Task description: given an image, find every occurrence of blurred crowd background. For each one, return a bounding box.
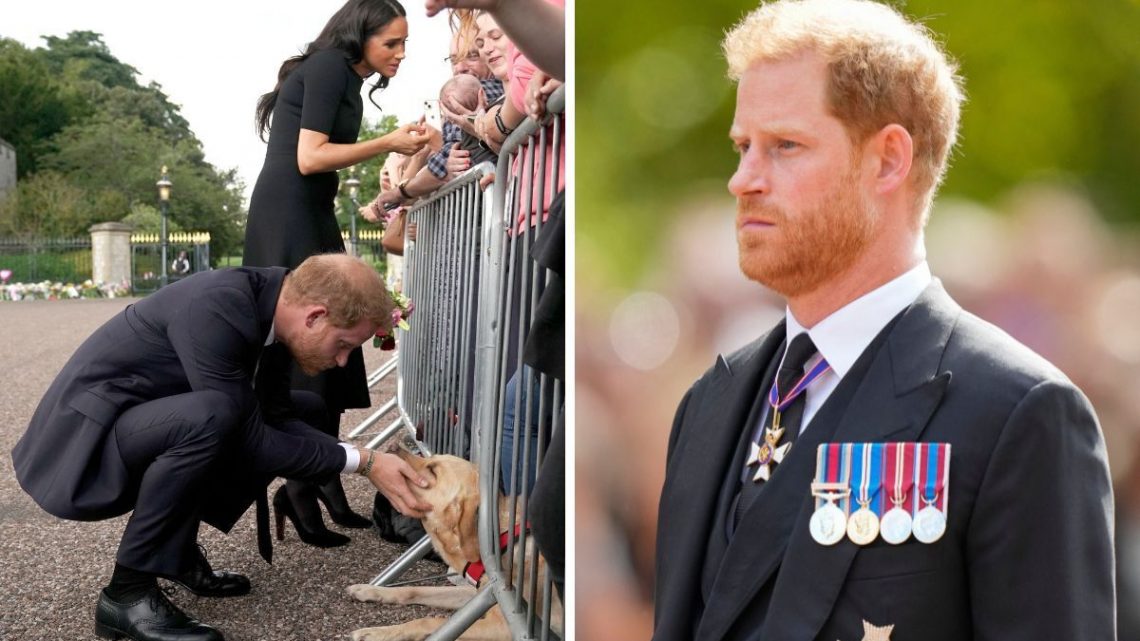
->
[575,1,1140,639]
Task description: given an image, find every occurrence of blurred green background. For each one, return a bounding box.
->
[578,0,1140,288]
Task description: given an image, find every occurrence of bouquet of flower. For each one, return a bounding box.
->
[373,288,414,350]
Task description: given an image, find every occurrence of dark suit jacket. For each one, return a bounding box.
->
[11,267,347,532]
[654,281,1115,641]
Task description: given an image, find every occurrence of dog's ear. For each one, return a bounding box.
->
[458,487,481,563]
[441,491,481,564]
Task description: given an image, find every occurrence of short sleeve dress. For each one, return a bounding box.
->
[243,48,370,415]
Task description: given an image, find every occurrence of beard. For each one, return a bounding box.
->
[736,165,876,298]
[290,325,334,376]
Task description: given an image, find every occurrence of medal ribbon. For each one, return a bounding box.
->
[915,443,951,512]
[882,442,915,510]
[767,356,831,413]
[847,443,883,514]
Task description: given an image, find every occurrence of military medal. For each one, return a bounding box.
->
[746,349,832,483]
[846,443,880,545]
[912,442,950,544]
[809,445,850,545]
[879,442,915,545]
[748,426,790,482]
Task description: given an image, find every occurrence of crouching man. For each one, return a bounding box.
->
[11,253,431,641]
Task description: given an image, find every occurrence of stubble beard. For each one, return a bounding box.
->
[736,168,876,298]
[290,326,333,376]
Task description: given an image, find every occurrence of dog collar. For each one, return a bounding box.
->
[462,522,529,586]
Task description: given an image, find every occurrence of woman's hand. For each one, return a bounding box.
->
[381,122,430,155]
[474,105,504,154]
[440,100,482,138]
[525,71,562,120]
[424,0,500,18]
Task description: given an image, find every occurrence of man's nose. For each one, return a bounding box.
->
[728,150,770,198]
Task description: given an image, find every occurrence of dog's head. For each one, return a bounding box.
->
[396,450,481,565]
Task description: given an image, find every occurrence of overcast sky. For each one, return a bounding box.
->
[2,0,453,204]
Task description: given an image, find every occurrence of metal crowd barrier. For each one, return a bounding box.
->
[357,86,565,641]
[359,162,497,585]
[431,86,565,641]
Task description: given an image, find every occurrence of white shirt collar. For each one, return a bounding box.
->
[785,262,931,378]
[265,321,276,346]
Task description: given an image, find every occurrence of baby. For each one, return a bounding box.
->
[439,74,486,120]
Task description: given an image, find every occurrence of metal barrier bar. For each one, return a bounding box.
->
[473,85,565,641]
[424,585,499,641]
[397,164,493,457]
[368,535,436,585]
[364,86,564,641]
[367,353,399,388]
[346,397,398,440]
[363,163,495,591]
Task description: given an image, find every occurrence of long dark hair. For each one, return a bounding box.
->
[255,0,406,140]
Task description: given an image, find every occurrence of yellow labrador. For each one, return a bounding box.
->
[347,451,562,641]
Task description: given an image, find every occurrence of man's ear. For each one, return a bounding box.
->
[304,306,328,328]
[869,123,913,196]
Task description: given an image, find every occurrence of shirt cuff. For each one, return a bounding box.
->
[340,443,360,474]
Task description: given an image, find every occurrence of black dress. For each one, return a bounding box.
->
[244,48,370,415]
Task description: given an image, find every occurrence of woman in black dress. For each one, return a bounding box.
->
[245,0,427,547]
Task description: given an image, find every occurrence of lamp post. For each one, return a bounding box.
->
[156,166,172,288]
[345,166,361,257]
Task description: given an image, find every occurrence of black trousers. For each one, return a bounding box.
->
[112,390,328,575]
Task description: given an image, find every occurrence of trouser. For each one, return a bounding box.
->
[529,414,564,600]
[500,366,556,496]
[112,390,328,575]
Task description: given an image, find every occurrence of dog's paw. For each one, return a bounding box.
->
[347,584,396,604]
[351,626,400,641]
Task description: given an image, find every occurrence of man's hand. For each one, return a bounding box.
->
[364,450,432,518]
[446,144,472,178]
[424,0,500,17]
[381,122,430,155]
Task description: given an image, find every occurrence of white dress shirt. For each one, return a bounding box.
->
[778,262,932,435]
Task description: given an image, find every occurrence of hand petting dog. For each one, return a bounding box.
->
[359,449,432,518]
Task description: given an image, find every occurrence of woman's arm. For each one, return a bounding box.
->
[297,123,429,175]
[424,0,565,80]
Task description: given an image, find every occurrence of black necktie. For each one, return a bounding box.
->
[769,333,820,449]
[733,333,820,529]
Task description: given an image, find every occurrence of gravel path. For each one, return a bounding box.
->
[0,299,450,641]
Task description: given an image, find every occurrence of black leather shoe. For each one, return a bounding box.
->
[166,546,250,598]
[95,587,224,641]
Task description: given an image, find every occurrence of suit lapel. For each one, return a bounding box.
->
[699,282,961,641]
[656,326,785,641]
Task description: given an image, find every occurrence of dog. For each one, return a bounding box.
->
[347,450,563,641]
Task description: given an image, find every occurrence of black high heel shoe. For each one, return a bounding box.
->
[315,478,372,529]
[272,482,350,548]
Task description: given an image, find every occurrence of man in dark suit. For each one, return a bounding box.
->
[12,254,431,641]
[653,2,1115,640]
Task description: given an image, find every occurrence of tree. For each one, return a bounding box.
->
[39,31,140,91]
[0,31,247,261]
[0,171,87,238]
[0,39,78,177]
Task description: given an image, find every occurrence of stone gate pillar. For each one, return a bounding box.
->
[89,222,133,285]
